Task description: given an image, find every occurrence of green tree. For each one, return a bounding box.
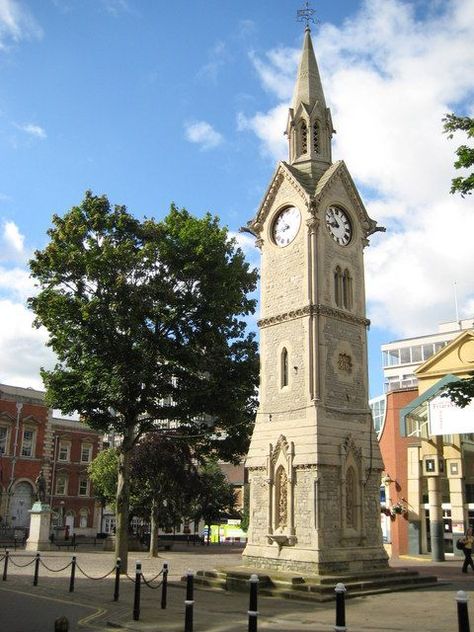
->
[88,447,118,507]
[129,433,199,556]
[442,373,474,408]
[29,191,258,570]
[193,458,236,545]
[443,113,474,197]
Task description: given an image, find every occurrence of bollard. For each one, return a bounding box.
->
[54,616,69,631]
[248,574,259,632]
[334,583,347,632]
[161,562,168,610]
[2,549,9,581]
[113,558,121,602]
[133,560,142,621]
[69,556,76,593]
[184,569,194,632]
[456,590,470,632]
[33,552,40,586]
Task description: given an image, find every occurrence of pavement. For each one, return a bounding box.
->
[0,544,473,631]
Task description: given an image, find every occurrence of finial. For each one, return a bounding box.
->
[297,1,317,30]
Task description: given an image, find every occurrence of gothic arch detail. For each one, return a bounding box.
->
[299,120,308,155]
[313,120,321,153]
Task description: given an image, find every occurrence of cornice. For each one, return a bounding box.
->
[258,304,370,329]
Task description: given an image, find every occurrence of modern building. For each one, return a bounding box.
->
[0,383,101,536]
[382,318,474,393]
[373,329,474,558]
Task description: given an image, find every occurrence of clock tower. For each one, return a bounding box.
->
[242,26,388,574]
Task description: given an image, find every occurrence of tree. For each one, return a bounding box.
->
[193,458,236,545]
[29,191,259,571]
[443,113,474,197]
[442,373,474,408]
[88,447,118,505]
[129,433,199,556]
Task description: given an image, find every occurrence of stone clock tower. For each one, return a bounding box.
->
[242,26,388,575]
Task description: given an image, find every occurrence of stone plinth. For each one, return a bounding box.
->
[25,502,52,551]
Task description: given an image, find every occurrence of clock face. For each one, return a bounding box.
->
[272,206,301,247]
[326,206,352,245]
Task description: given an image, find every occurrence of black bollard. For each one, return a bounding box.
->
[113,558,121,602]
[334,583,347,632]
[2,549,9,581]
[33,552,40,586]
[184,569,194,632]
[69,556,76,593]
[161,562,168,610]
[248,574,259,632]
[133,561,142,621]
[456,590,470,632]
[54,616,69,631]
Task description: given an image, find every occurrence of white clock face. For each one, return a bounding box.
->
[326,206,352,245]
[272,206,301,247]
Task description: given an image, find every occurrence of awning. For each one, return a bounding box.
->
[399,373,460,437]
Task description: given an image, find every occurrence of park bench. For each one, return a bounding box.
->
[0,528,26,550]
[50,534,100,550]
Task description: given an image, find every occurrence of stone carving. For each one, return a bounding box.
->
[276,466,288,529]
[346,467,356,528]
[342,434,362,462]
[338,353,353,373]
[258,303,370,330]
[271,435,290,465]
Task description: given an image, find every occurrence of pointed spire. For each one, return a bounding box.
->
[291,27,326,112]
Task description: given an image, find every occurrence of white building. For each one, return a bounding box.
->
[382,318,474,393]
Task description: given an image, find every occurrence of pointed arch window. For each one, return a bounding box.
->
[281,347,289,388]
[334,266,342,307]
[300,121,308,155]
[342,269,353,310]
[313,121,321,154]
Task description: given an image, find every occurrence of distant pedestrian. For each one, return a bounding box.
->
[461,527,474,573]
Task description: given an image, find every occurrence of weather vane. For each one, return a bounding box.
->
[297,1,317,29]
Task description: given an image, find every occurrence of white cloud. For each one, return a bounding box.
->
[0,0,42,50]
[184,120,223,150]
[0,299,53,389]
[197,41,228,83]
[239,0,474,338]
[16,122,46,139]
[0,219,29,265]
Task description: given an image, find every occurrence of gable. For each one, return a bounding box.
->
[416,330,474,384]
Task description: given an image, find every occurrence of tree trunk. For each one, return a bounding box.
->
[115,426,134,574]
[149,500,160,557]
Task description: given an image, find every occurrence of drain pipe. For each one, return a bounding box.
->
[6,402,23,524]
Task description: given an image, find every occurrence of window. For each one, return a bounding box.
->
[79,509,88,528]
[78,478,89,497]
[55,475,68,496]
[342,269,352,309]
[281,348,289,388]
[334,266,342,307]
[21,429,35,457]
[58,440,71,462]
[313,121,320,153]
[411,345,422,362]
[300,121,307,155]
[0,426,8,454]
[81,444,92,463]
[346,466,357,529]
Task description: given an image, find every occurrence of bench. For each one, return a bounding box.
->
[0,538,21,551]
[50,535,99,550]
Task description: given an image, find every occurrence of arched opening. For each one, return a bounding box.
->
[300,121,308,155]
[10,481,34,528]
[334,266,342,307]
[281,347,289,387]
[343,269,352,309]
[313,121,321,153]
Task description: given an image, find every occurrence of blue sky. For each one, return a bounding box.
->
[0,0,473,397]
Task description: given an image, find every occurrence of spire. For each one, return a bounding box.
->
[291,27,326,112]
[286,25,334,173]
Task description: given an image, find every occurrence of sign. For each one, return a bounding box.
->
[429,394,474,436]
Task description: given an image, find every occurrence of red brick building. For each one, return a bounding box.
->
[0,383,101,536]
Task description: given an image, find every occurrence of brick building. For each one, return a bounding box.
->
[0,383,101,536]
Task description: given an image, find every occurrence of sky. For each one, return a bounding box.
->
[0,0,473,398]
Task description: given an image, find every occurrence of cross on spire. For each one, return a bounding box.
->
[297,1,317,30]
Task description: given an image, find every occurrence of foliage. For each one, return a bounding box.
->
[193,458,236,529]
[28,191,259,568]
[240,483,250,532]
[443,113,474,197]
[442,373,474,408]
[88,448,119,507]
